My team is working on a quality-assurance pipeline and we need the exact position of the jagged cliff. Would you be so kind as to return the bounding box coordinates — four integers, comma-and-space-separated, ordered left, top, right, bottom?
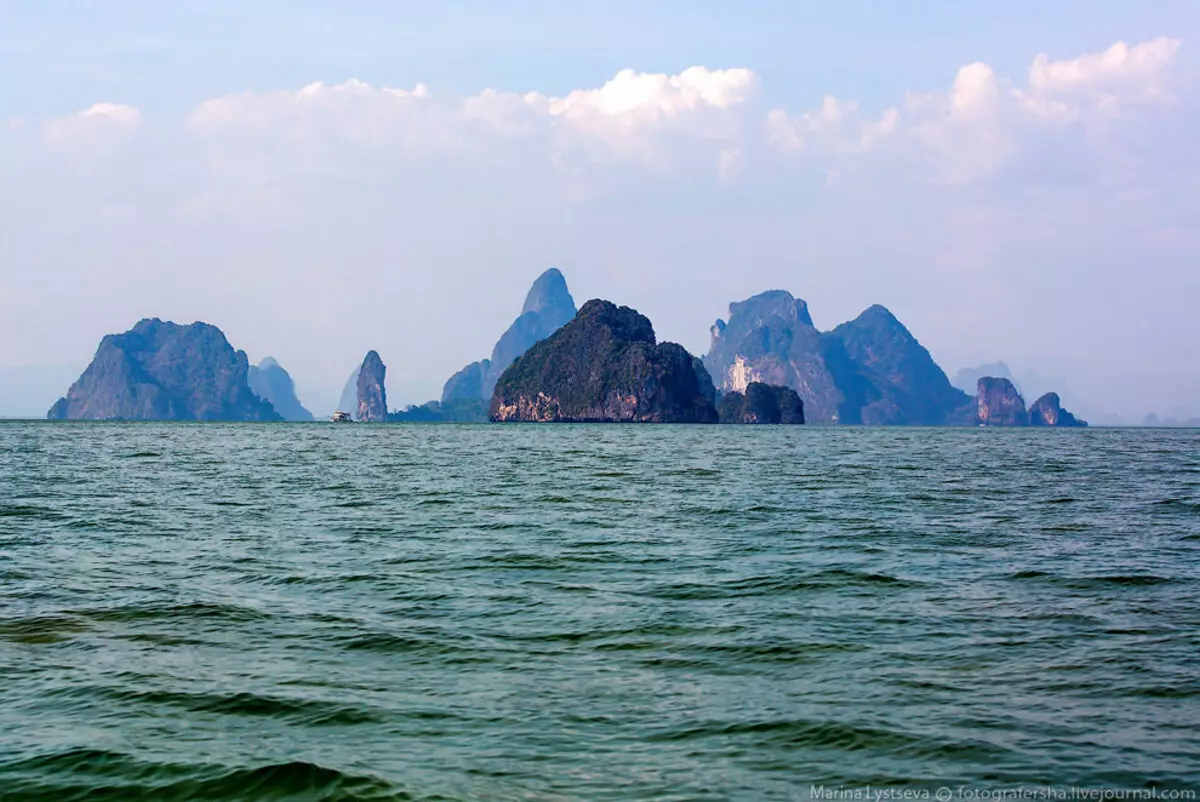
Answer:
443, 268, 577, 403
47, 319, 281, 421
490, 300, 718, 423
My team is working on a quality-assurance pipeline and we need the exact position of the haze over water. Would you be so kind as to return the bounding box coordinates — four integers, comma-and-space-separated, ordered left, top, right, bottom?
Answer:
1, 423, 1197, 799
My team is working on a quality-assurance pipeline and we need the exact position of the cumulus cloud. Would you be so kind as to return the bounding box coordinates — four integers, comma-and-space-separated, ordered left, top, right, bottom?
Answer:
42, 102, 142, 149
1028, 37, 1181, 103
188, 66, 756, 174
176, 40, 1183, 189
765, 37, 1182, 183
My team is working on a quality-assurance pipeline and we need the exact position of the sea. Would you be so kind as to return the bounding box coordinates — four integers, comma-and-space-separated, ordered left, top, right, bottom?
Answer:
0, 422, 1196, 800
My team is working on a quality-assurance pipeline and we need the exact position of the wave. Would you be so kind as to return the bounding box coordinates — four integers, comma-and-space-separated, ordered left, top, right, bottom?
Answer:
0, 504, 66, 520
643, 568, 921, 599
0, 750, 404, 801
47, 686, 383, 727
644, 717, 1007, 761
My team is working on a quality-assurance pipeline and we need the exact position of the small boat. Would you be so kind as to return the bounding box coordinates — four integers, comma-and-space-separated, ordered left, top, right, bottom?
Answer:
331, 411, 353, 423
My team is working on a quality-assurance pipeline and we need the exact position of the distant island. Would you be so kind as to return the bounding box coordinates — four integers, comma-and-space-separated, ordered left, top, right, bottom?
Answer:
48, 319, 280, 421
46, 268, 1085, 427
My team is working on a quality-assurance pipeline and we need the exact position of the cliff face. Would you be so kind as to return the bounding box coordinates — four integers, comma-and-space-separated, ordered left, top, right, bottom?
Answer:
355, 351, 388, 423
47, 319, 281, 421
442, 268, 577, 403
1028, 392, 1087, 427
248, 357, 313, 421
705, 291, 968, 425
976, 377, 1027, 426
704, 290, 842, 422
490, 299, 718, 423
718, 382, 805, 424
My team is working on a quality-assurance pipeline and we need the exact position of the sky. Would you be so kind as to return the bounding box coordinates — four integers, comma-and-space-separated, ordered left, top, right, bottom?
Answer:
1, 1, 1198, 421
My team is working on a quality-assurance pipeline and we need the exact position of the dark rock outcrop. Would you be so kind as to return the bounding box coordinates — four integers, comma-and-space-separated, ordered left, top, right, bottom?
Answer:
443, 268, 577, 403
355, 351, 388, 423
718, 382, 805, 424
976, 377, 1027, 426
704, 291, 969, 425
1028, 392, 1087, 427
248, 357, 313, 421
47, 318, 281, 421
490, 300, 718, 423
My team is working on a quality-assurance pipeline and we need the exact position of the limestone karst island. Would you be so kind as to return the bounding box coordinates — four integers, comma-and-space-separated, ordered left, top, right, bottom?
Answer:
47, 267, 1085, 428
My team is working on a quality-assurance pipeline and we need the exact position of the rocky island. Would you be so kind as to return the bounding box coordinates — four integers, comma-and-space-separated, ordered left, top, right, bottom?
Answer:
1028, 392, 1085, 427
47, 319, 281, 421
973, 377, 1087, 427
704, 291, 971, 425
489, 300, 719, 423
718, 382, 805, 424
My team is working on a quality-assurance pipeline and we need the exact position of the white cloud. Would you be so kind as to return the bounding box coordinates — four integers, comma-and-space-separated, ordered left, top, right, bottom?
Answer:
765, 96, 900, 153
1028, 37, 1181, 100
540, 66, 755, 121
177, 41, 1181, 187
188, 66, 756, 173
763, 38, 1182, 184
42, 102, 141, 149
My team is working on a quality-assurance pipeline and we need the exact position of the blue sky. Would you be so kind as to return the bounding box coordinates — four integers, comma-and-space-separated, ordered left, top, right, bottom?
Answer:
1, 1, 1197, 420
4, 1, 1193, 115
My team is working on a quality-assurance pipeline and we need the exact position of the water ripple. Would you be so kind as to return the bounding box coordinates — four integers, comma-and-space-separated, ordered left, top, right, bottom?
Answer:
0, 422, 1197, 798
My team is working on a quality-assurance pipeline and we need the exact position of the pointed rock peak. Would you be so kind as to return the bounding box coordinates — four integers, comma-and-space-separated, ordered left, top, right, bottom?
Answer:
728, 290, 813, 328
576, 299, 656, 344
857, 304, 899, 325
257, 356, 281, 370
522, 267, 576, 317
360, 350, 384, 371
356, 351, 388, 423
842, 304, 915, 341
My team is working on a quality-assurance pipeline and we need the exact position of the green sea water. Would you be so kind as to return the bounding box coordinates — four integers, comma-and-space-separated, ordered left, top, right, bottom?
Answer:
0, 423, 1197, 800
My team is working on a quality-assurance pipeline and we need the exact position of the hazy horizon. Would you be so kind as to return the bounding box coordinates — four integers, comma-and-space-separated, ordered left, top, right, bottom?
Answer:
2, 2, 1197, 422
